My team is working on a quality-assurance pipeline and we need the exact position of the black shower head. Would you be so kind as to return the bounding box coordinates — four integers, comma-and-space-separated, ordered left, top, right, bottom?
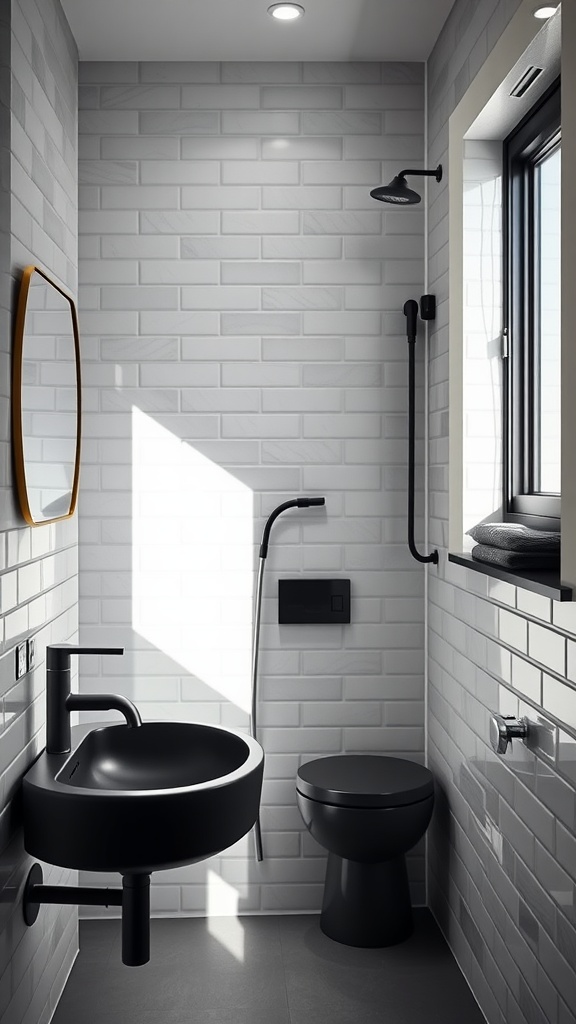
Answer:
370, 174, 420, 205
370, 165, 442, 205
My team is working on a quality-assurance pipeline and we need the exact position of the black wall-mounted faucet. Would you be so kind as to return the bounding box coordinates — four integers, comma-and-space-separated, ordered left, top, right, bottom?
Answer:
46, 644, 141, 754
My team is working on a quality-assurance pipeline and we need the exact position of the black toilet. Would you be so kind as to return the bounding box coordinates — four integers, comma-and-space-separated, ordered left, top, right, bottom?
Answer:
296, 755, 434, 947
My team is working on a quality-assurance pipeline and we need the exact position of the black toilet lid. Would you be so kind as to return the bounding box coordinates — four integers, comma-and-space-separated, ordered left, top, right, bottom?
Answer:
297, 755, 434, 808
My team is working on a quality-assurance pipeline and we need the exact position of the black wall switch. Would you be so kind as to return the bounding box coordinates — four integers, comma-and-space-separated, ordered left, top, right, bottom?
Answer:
278, 579, 351, 624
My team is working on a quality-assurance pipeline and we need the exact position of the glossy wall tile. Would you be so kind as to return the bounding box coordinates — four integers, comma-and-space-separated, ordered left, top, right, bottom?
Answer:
427, 2, 576, 1022
0, 2, 79, 1023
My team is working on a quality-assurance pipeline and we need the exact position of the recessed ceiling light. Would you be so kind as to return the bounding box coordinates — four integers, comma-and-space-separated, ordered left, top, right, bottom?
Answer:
533, 5, 558, 17
267, 4, 305, 21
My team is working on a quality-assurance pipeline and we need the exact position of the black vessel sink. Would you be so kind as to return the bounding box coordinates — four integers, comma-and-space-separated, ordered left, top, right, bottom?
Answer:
56, 722, 252, 791
23, 722, 264, 874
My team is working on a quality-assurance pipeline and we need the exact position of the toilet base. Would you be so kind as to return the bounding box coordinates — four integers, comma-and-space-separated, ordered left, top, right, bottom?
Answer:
320, 852, 413, 948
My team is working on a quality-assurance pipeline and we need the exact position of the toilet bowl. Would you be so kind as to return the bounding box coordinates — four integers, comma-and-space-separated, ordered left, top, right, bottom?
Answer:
296, 754, 434, 947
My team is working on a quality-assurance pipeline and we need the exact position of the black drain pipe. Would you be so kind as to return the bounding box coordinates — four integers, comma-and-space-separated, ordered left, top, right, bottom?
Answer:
23, 863, 150, 966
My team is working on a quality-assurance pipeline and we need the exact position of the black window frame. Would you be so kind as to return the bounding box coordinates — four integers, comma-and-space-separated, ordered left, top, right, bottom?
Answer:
503, 78, 561, 528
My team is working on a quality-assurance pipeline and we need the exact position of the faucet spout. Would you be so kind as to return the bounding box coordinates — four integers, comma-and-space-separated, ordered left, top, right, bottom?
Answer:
66, 693, 142, 729
45, 643, 135, 754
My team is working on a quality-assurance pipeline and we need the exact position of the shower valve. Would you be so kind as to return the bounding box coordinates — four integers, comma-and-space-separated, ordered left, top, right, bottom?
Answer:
489, 713, 528, 755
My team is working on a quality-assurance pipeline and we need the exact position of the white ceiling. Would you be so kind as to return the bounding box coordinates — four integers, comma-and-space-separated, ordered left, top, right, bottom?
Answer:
61, 0, 457, 63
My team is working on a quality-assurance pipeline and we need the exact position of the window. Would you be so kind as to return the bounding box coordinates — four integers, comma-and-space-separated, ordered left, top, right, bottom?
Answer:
503, 80, 561, 523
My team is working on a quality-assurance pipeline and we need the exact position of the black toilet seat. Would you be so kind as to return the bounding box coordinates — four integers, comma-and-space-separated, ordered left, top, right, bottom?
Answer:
297, 755, 434, 809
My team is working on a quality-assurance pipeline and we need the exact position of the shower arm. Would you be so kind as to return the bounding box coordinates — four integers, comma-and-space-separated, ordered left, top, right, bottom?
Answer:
251, 496, 325, 863
398, 167, 442, 182
404, 300, 438, 566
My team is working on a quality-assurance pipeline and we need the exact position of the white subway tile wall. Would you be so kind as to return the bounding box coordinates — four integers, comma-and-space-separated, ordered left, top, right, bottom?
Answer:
78, 60, 427, 915
428, 3, 576, 1024
0, 2, 79, 1024
0, 6, 8, 542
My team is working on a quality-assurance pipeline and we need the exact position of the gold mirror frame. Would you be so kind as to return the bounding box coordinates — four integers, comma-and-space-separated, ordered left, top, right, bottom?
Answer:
12, 265, 82, 526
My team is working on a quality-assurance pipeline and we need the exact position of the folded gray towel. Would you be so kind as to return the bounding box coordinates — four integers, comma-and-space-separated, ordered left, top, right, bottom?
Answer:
471, 544, 560, 570
467, 522, 560, 553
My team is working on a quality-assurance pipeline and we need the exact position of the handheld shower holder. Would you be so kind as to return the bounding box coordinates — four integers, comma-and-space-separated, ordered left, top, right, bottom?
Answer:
259, 496, 325, 558
251, 495, 326, 862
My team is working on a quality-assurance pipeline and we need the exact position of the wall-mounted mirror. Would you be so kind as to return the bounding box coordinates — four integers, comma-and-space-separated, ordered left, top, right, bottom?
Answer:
12, 266, 81, 526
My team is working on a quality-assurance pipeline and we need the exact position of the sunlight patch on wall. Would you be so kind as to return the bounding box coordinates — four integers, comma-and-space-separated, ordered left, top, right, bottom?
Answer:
132, 407, 254, 713
207, 870, 246, 961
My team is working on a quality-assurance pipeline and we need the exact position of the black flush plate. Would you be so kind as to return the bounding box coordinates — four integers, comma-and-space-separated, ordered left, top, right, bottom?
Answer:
278, 579, 351, 624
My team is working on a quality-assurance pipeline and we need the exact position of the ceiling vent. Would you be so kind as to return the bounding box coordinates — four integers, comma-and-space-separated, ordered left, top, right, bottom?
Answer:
510, 65, 544, 98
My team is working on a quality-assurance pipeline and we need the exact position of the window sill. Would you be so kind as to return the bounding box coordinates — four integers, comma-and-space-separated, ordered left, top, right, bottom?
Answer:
448, 552, 572, 601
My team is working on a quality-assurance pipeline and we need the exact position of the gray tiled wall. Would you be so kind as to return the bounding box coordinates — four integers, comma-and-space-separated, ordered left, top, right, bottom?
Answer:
77, 60, 427, 915
1, 1, 12, 533
0, 2, 79, 1022
427, 3, 576, 1023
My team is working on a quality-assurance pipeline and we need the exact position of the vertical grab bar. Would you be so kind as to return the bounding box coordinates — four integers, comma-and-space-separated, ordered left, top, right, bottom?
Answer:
403, 299, 438, 566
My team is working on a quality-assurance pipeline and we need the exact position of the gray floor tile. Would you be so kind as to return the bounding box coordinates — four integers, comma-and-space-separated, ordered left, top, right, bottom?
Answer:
144, 914, 283, 968
279, 913, 393, 970
197, 1010, 291, 1024
53, 1010, 289, 1024
281, 910, 485, 1024
78, 919, 121, 965
284, 964, 485, 1024
51, 910, 483, 1024
55, 960, 289, 1022
279, 908, 459, 973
